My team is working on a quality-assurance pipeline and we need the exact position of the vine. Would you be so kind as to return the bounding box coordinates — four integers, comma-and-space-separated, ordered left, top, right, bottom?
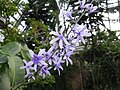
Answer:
20, 0, 97, 80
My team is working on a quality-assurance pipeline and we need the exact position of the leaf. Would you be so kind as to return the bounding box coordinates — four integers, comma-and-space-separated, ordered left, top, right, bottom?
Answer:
0, 68, 10, 90
0, 42, 21, 56
21, 44, 30, 60
8, 56, 25, 87
0, 54, 8, 64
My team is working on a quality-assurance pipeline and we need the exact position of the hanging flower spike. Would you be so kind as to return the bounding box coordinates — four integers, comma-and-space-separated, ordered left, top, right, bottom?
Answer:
39, 65, 52, 78
20, 0, 98, 79
29, 50, 48, 72
50, 27, 70, 49
72, 24, 91, 44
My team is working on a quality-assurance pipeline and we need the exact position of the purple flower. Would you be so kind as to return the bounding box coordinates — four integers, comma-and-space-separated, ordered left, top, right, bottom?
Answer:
42, 45, 55, 65
48, 51, 58, 65
64, 51, 73, 66
53, 57, 64, 75
29, 50, 48, 72
72, 24, 91, 44
48, 56, 55, 65
88, 4, 97, 14
64, 45, 75, 52
25, 73, 35, 82
39, 66, 52, 78
79, 0, 91, 9
44, 45, 55, 60
50, 28, 70, 49
62, 11, 72, 20
20, 60, 33, 78
78, 0, 97, 14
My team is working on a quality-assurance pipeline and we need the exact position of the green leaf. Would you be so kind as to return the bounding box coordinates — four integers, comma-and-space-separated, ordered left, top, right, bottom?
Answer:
0, 68, 10, 90
0, 54, 8, 64
0, 42, 21, 55
8, 56, 25, 87
21, 44, 30, 60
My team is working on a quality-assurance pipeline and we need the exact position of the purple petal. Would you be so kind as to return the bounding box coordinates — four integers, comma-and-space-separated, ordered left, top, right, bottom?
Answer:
62, 11, 72, 19
20, 66, 26, 69
47, 45, 54, 54
29, 50, 34, 57
76, 35, 80, 43
33, 64, 37, 72
63, 37, 69, 45
50, 31, 59, 36
80, 25, 87, 32
84, 4, 91, 8
40, 61, 48, 66
38, 49, 46, 56
26, 69, 31, 75
89, 6, 97, 13
80, 36, 85, 44
60, 66, 63, 70
50, 37, 59, 44
59, 39, 63, 49
28, 61, 34, 66
23, 60, 27, 64
68, 58, 73, 65
32, 76, 35, 80
81, 31, 91, 37
54, 67, 57, 70
60, 26, 65, 34
41, 74, 45, 78
66, 59, 68, 66
79, 0, 86, 8
48, 67, 52, 70
57, 69, 60, 76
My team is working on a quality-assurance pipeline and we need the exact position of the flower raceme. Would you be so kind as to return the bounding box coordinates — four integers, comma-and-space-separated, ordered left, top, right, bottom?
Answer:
20, 0, 97, 80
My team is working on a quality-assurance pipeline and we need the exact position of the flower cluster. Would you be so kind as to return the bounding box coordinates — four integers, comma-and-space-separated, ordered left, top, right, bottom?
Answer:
20, 0, 97, 80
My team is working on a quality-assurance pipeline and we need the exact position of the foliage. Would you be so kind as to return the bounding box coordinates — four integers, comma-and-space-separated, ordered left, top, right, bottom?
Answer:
80, 31, 120, 90
0, 42, 25, 89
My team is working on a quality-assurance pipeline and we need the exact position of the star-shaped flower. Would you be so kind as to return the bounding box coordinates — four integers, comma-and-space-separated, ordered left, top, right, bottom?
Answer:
50, 28, 70, 49
29, 50, 48, 72
20, 60, 33, 78
64, 51, 73, 66
79, 0, 91, 9
39, 66, 52, 78
88, 4, 97, 14
62, 11, 72, 20
53, 57, 64, 75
